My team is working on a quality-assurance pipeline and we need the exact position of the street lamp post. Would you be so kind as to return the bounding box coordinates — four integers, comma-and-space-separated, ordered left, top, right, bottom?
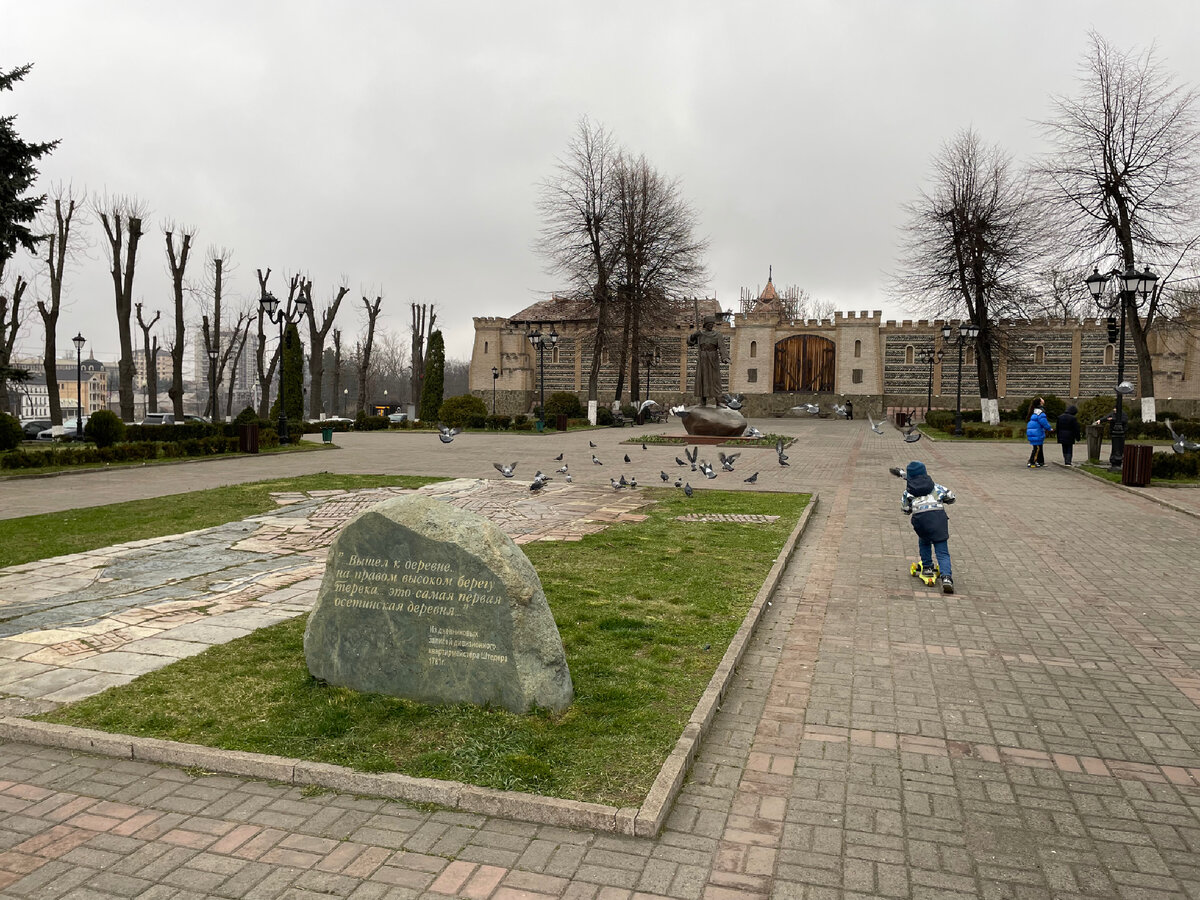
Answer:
527, 325, 557, 423
207, 348, 219, 422
72, 333, 85, 440
1086, 265, 1157, 470
259, 291, 310, 445
943, 321, 980, 436
491, 366, 499, 414
342, 387, 348, 417
922, 345, 944, 417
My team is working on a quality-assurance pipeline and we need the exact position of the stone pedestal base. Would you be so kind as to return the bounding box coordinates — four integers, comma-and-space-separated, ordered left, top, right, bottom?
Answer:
681, 406, 747, 437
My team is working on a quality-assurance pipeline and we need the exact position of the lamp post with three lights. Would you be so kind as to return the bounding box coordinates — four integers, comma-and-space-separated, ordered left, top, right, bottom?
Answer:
941, 321, 980, 436
72, 332, 85, 440
491, 366, 499, 414
207, 348, 219, 422
527, 325, 558, 423
1085, 265, 1157, 470
921, 345, 944, 417
259, 291, 310, 445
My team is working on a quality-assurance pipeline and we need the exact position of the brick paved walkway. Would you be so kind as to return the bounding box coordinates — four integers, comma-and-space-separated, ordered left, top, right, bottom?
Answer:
2, 420, 1199, 898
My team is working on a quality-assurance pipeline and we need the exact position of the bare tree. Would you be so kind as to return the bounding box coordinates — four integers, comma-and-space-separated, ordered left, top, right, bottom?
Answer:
375, 328, 410, 403
97, 194, 148, 421
894, 128, 1045, 424
37, 185, 86, 425
537, 117, 621, 404
254, 268, 282, 417
135, 302, 161, 415
0, 275, 27, 415
221, 308, 252, 419
612, 152, 709, 401
357, 295, 383, 416
1040, 31, 1200, 420
409, 302, 435, 407
303, 280, 349, 418
330, 328, 343, 415
198, 250, 235, 419
164, 225, 195, 418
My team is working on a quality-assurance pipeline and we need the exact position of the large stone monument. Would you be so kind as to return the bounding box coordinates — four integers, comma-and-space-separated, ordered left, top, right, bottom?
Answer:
305, 494, 573, 714
681, 406, 748, 437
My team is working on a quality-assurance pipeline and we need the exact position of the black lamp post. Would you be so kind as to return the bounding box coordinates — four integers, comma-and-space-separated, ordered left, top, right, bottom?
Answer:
491, 366, 499, 414
527, 325, 557, 423
921, 345, 944, 416
642, 347, 660, 402
259, 291, 310, 445
207, 348, 219, 422
1086, 264, 1157, 469
944, 321, 980, 436
72, 332, 85, 440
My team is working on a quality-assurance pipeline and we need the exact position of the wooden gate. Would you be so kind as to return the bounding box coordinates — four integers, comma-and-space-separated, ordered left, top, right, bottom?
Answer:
773, 335, 836, 392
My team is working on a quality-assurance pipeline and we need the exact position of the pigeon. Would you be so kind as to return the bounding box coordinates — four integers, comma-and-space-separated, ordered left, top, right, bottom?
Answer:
660, 470, 670, 482
674, 477, 682, 488
699, 460, 717, 479
889, 466, 905, 478
533, 470, 547, 482
493, 462, 517, 478
1166, 419, 1200, 454
775, 437, 789, 464
832, 403, 849, 419
669, 405, 687, 417
624, 454, 631, 463
642, 443, 647, 451
721, 393, 744, 410
719, 451, 740, 471
746, 426, 764, 439
901, 424, 922, 443
589, 440, 597, 448
619, 473, 628, 486
554, 453, 564, 460
790, 403, 820, 416
685, 446, 698, 466
744, 472, 759, 484
437, 423, 462, 443
565, 473, 573, 483
684, 482, 694, 497
529, 478, 549, 492
556, 463, 569, 474
610, 477, 624, 490
676, 456, 688, 467
592, 455, 603, 465
868, 413, 884, 435
629, 476, 638, 488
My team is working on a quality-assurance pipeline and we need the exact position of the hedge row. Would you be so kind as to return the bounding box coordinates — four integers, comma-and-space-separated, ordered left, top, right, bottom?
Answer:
0, 434, 274, 470
1150, 451, 1200, 480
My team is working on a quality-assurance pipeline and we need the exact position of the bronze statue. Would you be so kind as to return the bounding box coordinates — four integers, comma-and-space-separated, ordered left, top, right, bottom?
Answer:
687, 317, 728, 407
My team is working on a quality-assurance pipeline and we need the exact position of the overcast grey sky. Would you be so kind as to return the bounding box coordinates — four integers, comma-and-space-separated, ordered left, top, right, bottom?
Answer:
4, 1, 1199, 367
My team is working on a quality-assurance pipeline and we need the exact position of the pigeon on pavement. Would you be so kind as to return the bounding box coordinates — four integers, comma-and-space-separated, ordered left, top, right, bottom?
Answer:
868, 413, 884, 435
556, 463, 569, 474
610, 477, 624, 490
592, 454, 603, 465
719, 451, 740, 471
744, 472, 759, 484
832, 403, 849, 419
901, 424, 922, 443
493, 462, 517, 478
589, 440, 597, 448
624, 454, 631, 463
676, 456, 688, 467
554, 453, 564, 460
660, 470, 670, 482
437, 423, 462, 443
746, 426, 764, 439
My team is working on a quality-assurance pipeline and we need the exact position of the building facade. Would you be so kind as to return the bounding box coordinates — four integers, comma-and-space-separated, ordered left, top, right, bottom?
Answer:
470, 277, 1200, 417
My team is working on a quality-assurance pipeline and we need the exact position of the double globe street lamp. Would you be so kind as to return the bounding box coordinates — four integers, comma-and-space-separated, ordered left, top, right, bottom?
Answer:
207, 347, 219, 422
259, 291, 311, 444
491, 366, 499, 415
1085, 264, 1157, 469
921, 346, 944, 416
941, 321, 980, 436
527, 326, 558, 423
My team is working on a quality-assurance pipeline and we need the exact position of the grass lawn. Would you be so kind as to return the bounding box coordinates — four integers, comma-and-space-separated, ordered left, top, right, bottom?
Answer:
0, 473, 443, 568
1079, 463, 1200, 485
39, 487, 810, 807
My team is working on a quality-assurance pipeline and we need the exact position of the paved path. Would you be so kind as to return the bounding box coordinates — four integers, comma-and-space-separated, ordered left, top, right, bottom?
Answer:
3, 420, 1200, 898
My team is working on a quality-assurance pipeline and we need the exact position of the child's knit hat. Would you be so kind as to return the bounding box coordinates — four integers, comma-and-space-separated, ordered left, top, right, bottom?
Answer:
906, 460, 927, 480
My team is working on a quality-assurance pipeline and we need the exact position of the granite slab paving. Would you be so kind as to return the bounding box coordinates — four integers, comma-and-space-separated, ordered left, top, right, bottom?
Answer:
1, 420, 1200, 897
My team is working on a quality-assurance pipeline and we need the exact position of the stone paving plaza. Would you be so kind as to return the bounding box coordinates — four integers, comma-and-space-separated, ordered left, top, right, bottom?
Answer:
1, 421, 1199, 899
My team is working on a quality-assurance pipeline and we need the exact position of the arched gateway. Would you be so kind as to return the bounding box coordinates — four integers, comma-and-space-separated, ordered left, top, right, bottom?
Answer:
773, 335, 835, 392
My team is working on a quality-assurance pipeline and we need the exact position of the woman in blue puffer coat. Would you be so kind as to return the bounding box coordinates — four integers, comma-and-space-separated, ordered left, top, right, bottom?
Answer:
1026, 397, 1052, 468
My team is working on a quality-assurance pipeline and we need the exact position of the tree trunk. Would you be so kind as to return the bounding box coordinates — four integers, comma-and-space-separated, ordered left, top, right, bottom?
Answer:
164, 230, 193, 418
39, 194, 77, 425
359, 297, 383, 416
331, 329, 343, 416
0, 275, 27, 415
135, 303, 161, 418
99, 210, 143, 421
613, 290, 633, 402
305, 283, 349, 418
224, 317, 250, 418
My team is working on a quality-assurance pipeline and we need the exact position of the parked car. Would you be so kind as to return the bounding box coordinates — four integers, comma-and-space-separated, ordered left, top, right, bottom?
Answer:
184, 415, 210, 423
21, 419, 51, 440
37, 418, 88, 441
140, 412, 176, 425
311, 416, 353, 426
387, 412, 408, 424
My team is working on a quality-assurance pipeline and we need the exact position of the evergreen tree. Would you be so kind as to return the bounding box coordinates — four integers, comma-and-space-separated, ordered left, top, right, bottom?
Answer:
283, 321, 304, 421
419, 330, 445, 421
0, 64, 59, 281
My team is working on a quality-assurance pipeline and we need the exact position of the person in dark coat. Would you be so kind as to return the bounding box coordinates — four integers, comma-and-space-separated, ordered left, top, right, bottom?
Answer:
1056, 405, 1081, 466
899, 460, 957, 594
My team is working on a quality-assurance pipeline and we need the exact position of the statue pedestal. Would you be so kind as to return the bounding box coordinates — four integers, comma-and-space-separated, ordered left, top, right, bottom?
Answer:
681, 406, 747, 437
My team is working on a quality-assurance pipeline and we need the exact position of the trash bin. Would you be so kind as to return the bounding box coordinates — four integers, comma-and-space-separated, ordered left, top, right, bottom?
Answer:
536, 419, 545, 432
556, 413, 568, 431
1086, 424, 1102, 463
321, 427, 333, 444
238, 423, 260, 454
1121, 444, 1154, 486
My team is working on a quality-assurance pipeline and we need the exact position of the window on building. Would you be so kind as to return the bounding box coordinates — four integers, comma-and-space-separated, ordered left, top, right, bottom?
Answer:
552, 346, 559, 364
747, 368, 757, 383
749, 340, 757, 358
854, 339, 862, 358
484, 341, 488, 354
966, 346, 975, 366
1034, 344, 1045, 365
602, 348, 609, 365
852, 369, 863, 384
1104, 344, 1114, 365
905, 345, 914, 365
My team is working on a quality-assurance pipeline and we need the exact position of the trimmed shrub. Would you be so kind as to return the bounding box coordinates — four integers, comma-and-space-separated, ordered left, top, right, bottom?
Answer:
596, 407, 615, 426
234, 406, 261, 426
512, 414, 528, 428
924, 410, 956, 432
544, 392, 584, 419
485, 414, 511, 430
85, 410, 126, 448
439, 394, 488, 429
1150, 451, 1200, 480
0, 413, 22, 452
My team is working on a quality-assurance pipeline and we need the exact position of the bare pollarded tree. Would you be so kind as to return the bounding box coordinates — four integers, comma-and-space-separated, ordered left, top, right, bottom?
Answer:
164, 223, 195, 418
302, 279, 349, 419
1040, 31, 1200, 421
0, 274, 28, 416
38, 184, 88, 425
409, 302, 435, 409
222, 311, 252, 419
135, 302, 161, 415
96, 193, 148, 421
357, 295, 383, 417
537, 117, 621, 405
198, 248, 236, 419
894, 128, 1045, 424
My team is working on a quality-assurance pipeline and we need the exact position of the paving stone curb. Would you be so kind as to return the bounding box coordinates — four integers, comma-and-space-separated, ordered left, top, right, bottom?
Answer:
0, 492, 816, 838
1068, 463, 1200, 520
